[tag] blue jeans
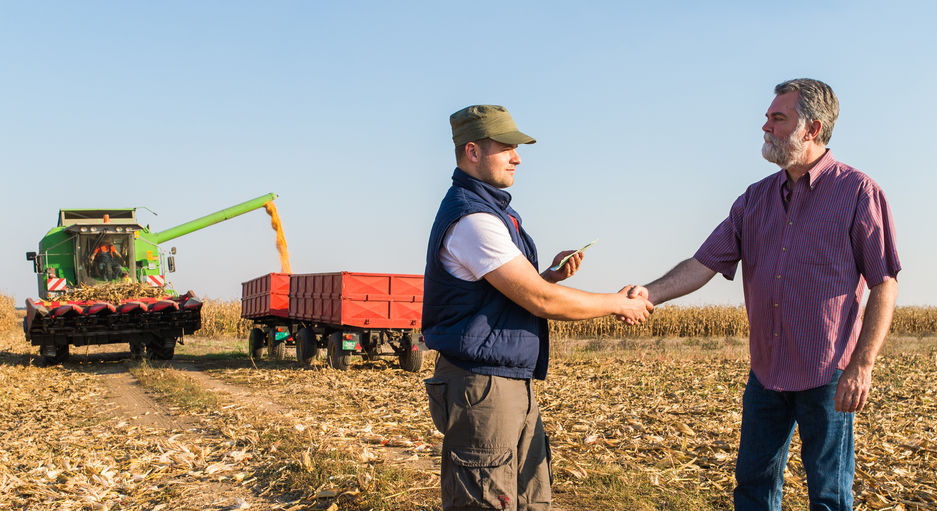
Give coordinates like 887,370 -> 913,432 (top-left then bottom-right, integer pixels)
734,370 -> 854,511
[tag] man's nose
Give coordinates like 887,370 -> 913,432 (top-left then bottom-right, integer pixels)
510,149 -> 521,164
762,120 -> 771,133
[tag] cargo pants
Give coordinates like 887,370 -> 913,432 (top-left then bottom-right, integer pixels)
425,355 -> 552,511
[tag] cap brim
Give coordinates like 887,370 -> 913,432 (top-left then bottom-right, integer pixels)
489,130 -> 536,145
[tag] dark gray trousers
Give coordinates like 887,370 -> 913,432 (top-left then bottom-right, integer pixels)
425,356 -> 552,511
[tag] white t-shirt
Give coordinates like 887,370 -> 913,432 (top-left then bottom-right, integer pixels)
440,213 -> 522,281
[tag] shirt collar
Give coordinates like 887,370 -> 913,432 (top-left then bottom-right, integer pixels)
804,149 -> 836,188
776,148 -> 836,191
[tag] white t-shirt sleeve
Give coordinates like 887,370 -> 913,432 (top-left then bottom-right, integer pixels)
439,213 -> 523,281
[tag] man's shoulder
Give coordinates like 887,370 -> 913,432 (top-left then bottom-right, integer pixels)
440,185 -> 500,216
826,160 -> 881,191
741,170 -> 784,198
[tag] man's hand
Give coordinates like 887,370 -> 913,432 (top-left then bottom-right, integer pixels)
542,250 -> 583,283
834,363 -> 874,413
614,286 -> 653,325
624,285 -> 650,301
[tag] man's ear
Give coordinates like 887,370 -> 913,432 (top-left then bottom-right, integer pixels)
465,141 -> 481,163
804,120 -> 823,142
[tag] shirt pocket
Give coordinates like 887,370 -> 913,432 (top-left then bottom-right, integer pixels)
795,221 -> 846,265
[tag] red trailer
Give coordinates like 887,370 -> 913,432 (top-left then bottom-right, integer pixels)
241,272 -> 426,372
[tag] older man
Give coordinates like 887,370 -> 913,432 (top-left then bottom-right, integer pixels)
629,79 -> 900,509
423,104 -> 652,510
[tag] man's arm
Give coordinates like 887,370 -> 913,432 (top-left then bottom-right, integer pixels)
484,254 -> 653,322
629,258 -> 717,305
834,278 -> 898,413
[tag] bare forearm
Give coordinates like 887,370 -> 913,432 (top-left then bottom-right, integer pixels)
644,258 -> 717,304
485,256 -> 648,321
526,285 -> 626,321
850,278 -> 898,369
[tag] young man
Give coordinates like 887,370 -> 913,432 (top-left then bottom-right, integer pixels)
423,104 -> 652,510
628,79 -> 900,510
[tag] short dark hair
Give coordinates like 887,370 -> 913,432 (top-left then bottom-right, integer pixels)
454,138 -> 495,166
775,78 -> 839,145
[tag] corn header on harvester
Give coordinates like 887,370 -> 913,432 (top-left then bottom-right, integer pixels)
24,193 -> 277,364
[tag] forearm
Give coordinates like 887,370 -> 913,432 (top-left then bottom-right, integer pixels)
485,256 -> 634,321
849,278 -> 898,369
644,258 -> 716,304
525,284 -> 624,321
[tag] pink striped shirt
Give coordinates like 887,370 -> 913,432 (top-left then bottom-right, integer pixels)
695,150 -> 901,391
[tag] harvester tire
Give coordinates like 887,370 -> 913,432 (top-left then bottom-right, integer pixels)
249,328 -> 266,359
327,333 -> 350,371
296,328 -> 319,366
41,344 -> 70,365
130,341 -> 144,360
398,347 -> 424,373
147,337 -> 175,360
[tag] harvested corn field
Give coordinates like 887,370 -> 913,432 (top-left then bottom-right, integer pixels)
2,325 -> 935,510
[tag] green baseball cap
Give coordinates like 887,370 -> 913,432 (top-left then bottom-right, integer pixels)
450,104 -> 536,146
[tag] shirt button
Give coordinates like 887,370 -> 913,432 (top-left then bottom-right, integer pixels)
773,303 -> 779,308
788,221 -> 793,226
782,247 -> 787,251
776,274 -> 781,279
774,332 -> 779,337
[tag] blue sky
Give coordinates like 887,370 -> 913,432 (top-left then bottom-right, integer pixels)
2,1 -> 934,306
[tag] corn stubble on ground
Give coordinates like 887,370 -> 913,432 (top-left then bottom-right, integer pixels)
2,297 -> 936,510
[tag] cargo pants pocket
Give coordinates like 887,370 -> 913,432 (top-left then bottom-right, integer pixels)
424,377 -> 448,434
445,448 -> 515,509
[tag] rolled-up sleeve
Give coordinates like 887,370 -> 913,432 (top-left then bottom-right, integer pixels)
694,193 -> 745,280
851,181 -> 901,287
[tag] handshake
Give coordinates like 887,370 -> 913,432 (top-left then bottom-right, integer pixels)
541,248 -> 653,326
617,285 -> 653,326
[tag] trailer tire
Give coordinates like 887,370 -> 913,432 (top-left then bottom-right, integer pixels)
249,328 -> 266,359
296,328 -> 321,366
327,332 -> 351,371
268,337 -> 286,360
399,348 -> 424,373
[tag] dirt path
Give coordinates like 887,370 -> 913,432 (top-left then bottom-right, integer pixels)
169,360 -> 439,473
102,368 -> 193,430
90,357 -> 286,510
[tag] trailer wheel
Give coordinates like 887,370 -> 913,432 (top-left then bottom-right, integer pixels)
327,332 -> 351,370
268,336 -> 286,360
296,328 -> 322,366
249,328 -> 266,359
399,347 -> 424,373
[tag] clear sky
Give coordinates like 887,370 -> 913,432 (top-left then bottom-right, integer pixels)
2,1 -> 934,306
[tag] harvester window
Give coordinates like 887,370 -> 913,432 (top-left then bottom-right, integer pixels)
78,233 -> 133,285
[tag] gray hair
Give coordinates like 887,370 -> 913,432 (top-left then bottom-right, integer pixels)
774,78 -> 839,145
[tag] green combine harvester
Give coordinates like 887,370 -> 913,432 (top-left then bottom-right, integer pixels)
24,193 -> 277,364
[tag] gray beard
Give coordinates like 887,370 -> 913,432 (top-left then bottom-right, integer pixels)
762,132 -> 806,169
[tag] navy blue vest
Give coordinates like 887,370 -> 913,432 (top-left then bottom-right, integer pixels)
422,168 -> 549,380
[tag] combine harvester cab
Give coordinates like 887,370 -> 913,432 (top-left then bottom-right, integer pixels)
242,272 -> 427,372
24,193 -> 278,364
